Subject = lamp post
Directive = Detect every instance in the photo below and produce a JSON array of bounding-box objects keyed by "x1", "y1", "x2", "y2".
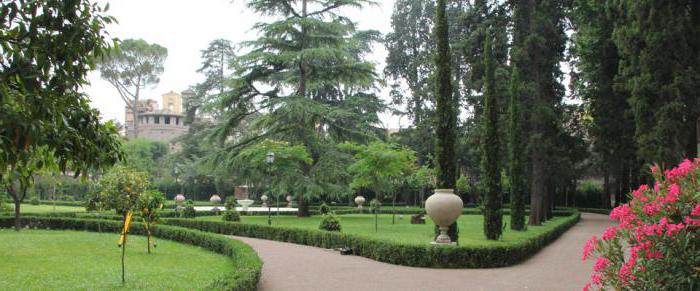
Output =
[{"x1": 266, "y1": 152, "x2": 275, "y2": 225}]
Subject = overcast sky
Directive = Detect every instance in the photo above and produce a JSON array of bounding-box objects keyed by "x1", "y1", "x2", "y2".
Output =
[{"x1": 85, "y1": 0, "x2": 404, "y2": 128}]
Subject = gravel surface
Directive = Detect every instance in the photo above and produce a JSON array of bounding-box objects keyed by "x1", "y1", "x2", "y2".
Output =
[{"x1": 232, "y1": 212, "x2": 613, "y2": 291}]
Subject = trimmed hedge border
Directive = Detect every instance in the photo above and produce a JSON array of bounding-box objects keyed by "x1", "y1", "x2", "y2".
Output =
[
  {"x1": 161, "y1": 210, "x2": 581, "y2": 268},
  {"x1": 0, "y1": 216, "x2": 262, "y2": 291}
]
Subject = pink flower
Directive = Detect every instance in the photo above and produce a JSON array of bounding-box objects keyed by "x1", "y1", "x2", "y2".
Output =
[
  {"x1": 666, "y1": 184, "x2": 681, "y2": 203},
  {"x1": 591, "y1": 273, "x2": 603, "y2": 285},
  {"x1": 593, "y1": 257, "x2": 610, "y2": 272},
  {"x1": 691, "y1": 204, "x2": 700, "y2": 216},
  {"x1": 601, "y1": 226, "x2": 617, "y2": 241},
  {"x1": 582, "y1": 236, "x2": 598, "y2": 261},
  {"x1": 610, "y1": 204, "x2": 635, "y2": 227},
  {"x1": 583, "y1": 282, "x2": 591, "y2": 291}
]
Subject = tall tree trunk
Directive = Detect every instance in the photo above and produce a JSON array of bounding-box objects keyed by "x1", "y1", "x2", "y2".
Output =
[
  {"x1": 603, "y1": 165, "x2": 610, "y2": 208},
  {"x1": 529, "y1": 146, "x2": 544, "y2": 225},
  {"x1": 132, "y1": 84, "x2": 141, "y2": 138},
  {"x1": 13, "y1": 196, "x2": 21, "y2": 231}
]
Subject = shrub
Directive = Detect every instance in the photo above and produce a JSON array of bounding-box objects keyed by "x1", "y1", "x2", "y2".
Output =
[
  {"x1": 30, "y1": 197, "x2": 40, "y2": 205},
  {"x1": 582, "y1": 159, "x2": 700, "y2": 291},
  {"x1": 319, "y1": 203, "x2": 331, "y2": 215},
  {"x1": 224, "y1": 196, "x2": 237, "y2": 210},
  {"x1": 319, "y1": 214, "x2": 341, "y2": 232},
  {"x1": 0, "y1": 216, "x2": 261, "y2": 290},
  {"x1": 161, "y1": 210, "x2": 581, "y2": 268},
  {"x1": 180, "y1": 200, "x2": 196, "y2": 218},
  {"x1": 223, "y1": 208, "x2": 241, "y2": 222}
]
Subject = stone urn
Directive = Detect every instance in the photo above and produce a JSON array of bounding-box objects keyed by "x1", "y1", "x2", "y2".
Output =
[
  {"x1": 425, "y1": 189, "x2": 463, "y2": 245},
  {"x1": 261, "y1": 194, "x2": 269, "y2": 208},
  {"x1": 286, "y1": 195, "x2": 293, "y2": 207},
  {"x1": 237, "y1": 199, "x2": 254, "y2": 211},
  {"x1": 354, "y1": 196, "x2": 366, "y2": 210},
  {"x1": 175, "y1": 194, "x2": 186, "y2": 209}
]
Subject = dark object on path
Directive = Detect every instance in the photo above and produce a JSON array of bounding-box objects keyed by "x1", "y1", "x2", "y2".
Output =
[
  {"x1": 339, "y1": 246, "x2": 353, "y2": 255},
  {"x1": 411, "y1": 214, "x2": 426, "y2": 224}
]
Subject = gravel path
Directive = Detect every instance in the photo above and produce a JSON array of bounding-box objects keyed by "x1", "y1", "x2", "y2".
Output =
[{"x1": 232, "y1": 213, "x2": 613, "y2": 291}]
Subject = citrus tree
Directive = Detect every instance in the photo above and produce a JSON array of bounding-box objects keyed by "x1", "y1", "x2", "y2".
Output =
[{"x1": 97, "y1": 166, "x2": 149, "y2": 283}]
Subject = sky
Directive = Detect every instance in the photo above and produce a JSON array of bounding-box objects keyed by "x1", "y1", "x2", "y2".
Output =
[{"x1": 85, "y1": 0, "x2": 404, "y2": 128}]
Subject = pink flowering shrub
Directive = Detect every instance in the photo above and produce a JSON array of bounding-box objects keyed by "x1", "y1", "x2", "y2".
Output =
[{"x1": 582, "y1": 159, "x2": 700, "y2": 290}]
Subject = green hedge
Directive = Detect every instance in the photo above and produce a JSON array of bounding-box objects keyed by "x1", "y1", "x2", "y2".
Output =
[
  {"x1": 0, "y1": 216, "x2": 262, "y2": 291},
  {"x1": 161, "y1": 210, "x2": 581, "y2": 268}
]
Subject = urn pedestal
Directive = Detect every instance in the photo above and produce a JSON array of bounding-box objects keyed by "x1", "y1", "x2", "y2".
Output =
[{"x1": 425, "y1": 189, "x2": 463, "y2": 245}]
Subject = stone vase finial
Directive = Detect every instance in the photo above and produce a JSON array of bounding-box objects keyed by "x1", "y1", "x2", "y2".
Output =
[{"x1": 425, "y1": 189, "x2": 462, "y2": 245}]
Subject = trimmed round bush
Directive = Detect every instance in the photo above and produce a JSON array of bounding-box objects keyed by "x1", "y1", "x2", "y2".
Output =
[
  {"x1": 319, "y1": 214, "x2": 341, "y2": 232},
  {"x1": 180, "y1": 201, "x2": 196, "y2": 218},
  {"x1": 30, "y1": 197, "x2": 40, "y2": 205},
  {"x1": 319, "y1": 203, "x2": 331, "y2": 215},
  {"x1": 223, "y1": 209, "x2": 241, "y2": 222}
]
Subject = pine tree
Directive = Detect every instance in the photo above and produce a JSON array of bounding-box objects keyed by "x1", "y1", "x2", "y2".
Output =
[
  {"x1": 508, "y1": 65, "x2": 526, "y2": 231},
  {"x1": 214, "y1": 0, "x2": 382, "y2": 217},
  {"x1": 481, "y1": 36, "x2": 502, "y2": 240}
]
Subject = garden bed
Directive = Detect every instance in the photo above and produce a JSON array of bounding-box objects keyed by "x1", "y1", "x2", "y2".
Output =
[
  {"x1": 0, "y1": 216, "x2": 262, "y2": 290},
  {"x1": 162, "y1": 210, "x2": 581, "y2": 268}
]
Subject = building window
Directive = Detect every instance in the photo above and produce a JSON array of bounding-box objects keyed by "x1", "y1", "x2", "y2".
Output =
[
  {"x1": 154, "y1": 116, "x2": 160, "y2": 124},
  {"x1": 165, "y1": 116, "x2": 171, "y2": 125},
  {"x1": 175, "y1": 117, "x2": 179, "y2": 125}
]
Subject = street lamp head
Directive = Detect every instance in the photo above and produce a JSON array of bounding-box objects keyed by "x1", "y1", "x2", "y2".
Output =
[{"x1": 266, "y1": 152, "x2": 275, "y2": 164}]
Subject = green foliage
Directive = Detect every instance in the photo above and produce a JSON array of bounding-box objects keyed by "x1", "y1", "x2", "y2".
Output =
[
  {"x1": 30, "y1": 197, "x2": 39, "y2": 206},
  {"x1": 611, "y1": 1, "x2": 700, "y2": 165},
  {"x1": 0, "y1": 216, "x2": 261, "y2": 291},
  {"x1": 96, "y1": 166, "x2": 149, "y2": 215},
  {"x1": 160, "y1": 211, "x2": 582, "y2": 268},
  {"x1": 319, "y1": 203, "x2": 331, "y2": 215},
  {"x1": 344, "y1": 142, "x2": 417, "y2": 198},
  {"x1": 222, "y1": 209, "x2": 241, "y2": 222},
  {"x1": 480, "y1": 36, "x2": 503, "y2": 240},
  {"x1": 212, "y1": 0, "x2": 384, "y2": 216},
  {"x1": 432, "y1": 0, "x2": 457, "y2": 189},
  {"x1": 0, "y1": 0, "x2": 123, "y2": 230},
  {"x1": 225, "y1": 196, "x2": 237, "y2": 210},
  {"x1": 222, "y1": 196, "x2": 241, "y2": 222},
  {"x1": 228, "y1": 140, "x2": 311, "y2": 197},
  {"x1": 455, "y1": 176, "x2": 470, "y2": 197},
  {"x1": 319, "y1": 214, "x2": 342, "y2": 232},
  {"x1": 120, "y1": 139, "x2": 169, "y2": 178},
  {"x1": 137, "y1": 190, "x2": 165, "y2": 223},
  {"x1": 508, "y1": 67, "x2": 526, "y2": 231},
  {"x1": 98, "y1": 38, "x2": 168, "y2": 138},
  {"x1": 180, "y1": 200, "x2": 196, "y2": 218}
]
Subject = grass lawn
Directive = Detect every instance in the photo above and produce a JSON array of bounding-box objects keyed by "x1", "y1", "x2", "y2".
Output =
[
  {"x1": 0, "y1": 229, "x2": 234, "y2": 290},
  {"x1": 15, "y1": 203, "x2": 85, "y2": 213},
  {"x1": 197, "y1": 213, "x2": 570, "y2": 246}
]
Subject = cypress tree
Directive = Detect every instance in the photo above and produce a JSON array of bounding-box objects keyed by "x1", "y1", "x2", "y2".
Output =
[
  {"x1": 432, "y1": 0, "x2": 458, "y2": 242},
  {"x1": 481, "y1": 36, "x2": 502, "y2": 240},
  {"x1": 433, "y1": 0, "x2": 456, "y2": 190},
  {"x1": 508, "y1": 65, "x2": 526, "y2": 231}
]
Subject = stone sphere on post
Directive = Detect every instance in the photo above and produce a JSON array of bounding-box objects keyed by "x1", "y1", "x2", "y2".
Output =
[
  {"x1": 261, "y1": 194, "x2": 269, "y2": 207},
  {"x1": 425, "y1": 189, "x2": 463, "y2": 245},
  {"x1": 209, "y1": 194, "x2": 222, "y2": 205},
  {"x1": 354, "y1": 196, "x2": 366, "y2": 209},
  {"x1": 175, "y1": 194, "x2": 186, "y2": 208},
  {"x1": 286, "y1": 195, "x2": 293, "y2": 207}
]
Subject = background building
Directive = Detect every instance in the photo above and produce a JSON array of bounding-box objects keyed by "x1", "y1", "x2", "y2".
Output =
[{"x1": 125, "y1": 90, "x2": 189, "y2": 142}]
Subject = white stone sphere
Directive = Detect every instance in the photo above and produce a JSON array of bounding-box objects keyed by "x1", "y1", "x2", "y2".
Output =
[
  {"x1": 354, "y1": 196, "x2": 366, "y2": 205},
  {"x1": 210, "y1": 195, "x2": 222, "y2": 204}
]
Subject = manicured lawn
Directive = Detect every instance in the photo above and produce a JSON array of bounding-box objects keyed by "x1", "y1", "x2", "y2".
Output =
[
  {"x1": 0, "y1": 229, "x2": 234, "y2": 290},
  {"x1": 0, "y1": 204, "x2": 87, "y2": 214},
  {"x1": 197, "y1": 213, "x2": 570, "y2": 246},
  {"x1": 16, "y1": 204, "x2": 85, "y2": 213}
]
